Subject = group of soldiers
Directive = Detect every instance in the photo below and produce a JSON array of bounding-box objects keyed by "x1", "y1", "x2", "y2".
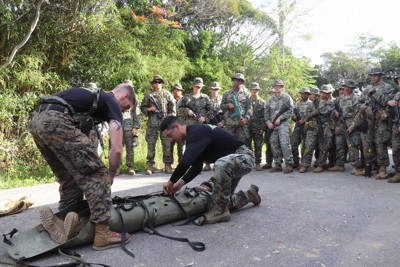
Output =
[{"x1": 118, "y1": 69, "x2": 400, "y2": 183}]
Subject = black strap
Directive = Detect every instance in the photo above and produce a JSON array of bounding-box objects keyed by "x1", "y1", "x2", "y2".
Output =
[
  {"x1": 169, "y1": 196, "x2": 202, "y2": 226},
  {"x1": 115, "y1": 206, "x2": 136, "y2": 259},
  {"x1": 3, "y1": 228, "x2": 18, "y2": 245},
  {"x1": 139, "y1": 200, "x2": 205, "y2": 251}
]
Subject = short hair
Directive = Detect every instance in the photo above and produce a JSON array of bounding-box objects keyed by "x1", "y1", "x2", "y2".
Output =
[
  {"x1": 160, "y1": 116, "x2": 183, "y2": 132},
  {"x1": 114, "y1": 83, "x2": 136, "y2": 105}
]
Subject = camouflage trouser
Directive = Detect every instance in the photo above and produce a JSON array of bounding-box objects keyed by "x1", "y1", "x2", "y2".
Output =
[
  {"x1": 264, "y1": 132, "x2": 273, "y2": 164},
  {"x1": 123, "y1": 129, "x2": 135, "y2": 168},
  {"x1": 270, "y1": 123, "x2": 294, "y2": 166},
  {"x1": 224, "y1": 124, "x2": 249, "y2": 146},
  {"x1": 171, "y1": 140, "x2": 185, "y2": 163},
  {"x1": 290, "y1": 126, "x2": 305, "y2": 164},
  {"x1": 301, "y1": 126, "x2": 332, "y2": 167},
  {"x1": 146, "y1": 126, "x2": 172, "y2": 166},
  {"x1": 248, "y1": 127, "x2": 264, "y2": 164},
  {"x1": 342, "y1": 130, "x2": 361, "y2": 167},
  {"x1": 333, "y1": 127, "x2": 346, "y2": 166},
  {"x1": 360, "y1": 120, "x2": 390, "y2": 167},
  {"x1": 392, "y1": 125, "x2": 400, "y2": 172},
  {"x1": 29, "y1": 110, "x2": 111, "y2": 223},
  {"x1": 210, "y1": 145, "x2": 255, "y2": 211}
]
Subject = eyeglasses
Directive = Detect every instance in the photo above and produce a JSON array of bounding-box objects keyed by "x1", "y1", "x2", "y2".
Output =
[{"x1": 153, "y1": 81, "x2": 163, "y2": 84}]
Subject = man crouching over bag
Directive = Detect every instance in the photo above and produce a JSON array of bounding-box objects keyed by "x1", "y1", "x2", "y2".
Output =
[{"x1": 160, "y1": 115, "x2": 261, "y2": 225}]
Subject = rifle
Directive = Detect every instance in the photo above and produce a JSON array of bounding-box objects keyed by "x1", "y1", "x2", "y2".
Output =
[
  {"x1": 335, "y1": 102, "x2": 350, "y2": 138},
  {"x1": 184, "y1": 99, "x2": 202, "y2": 122},
  {"x1": 313, "y1": 98, "x2": 324, "y2": 144},
  {"x1": 293, "y1": 107, "x2": 305, "y2": 141},
  {"x1": 265, "y1": 104, "x2": 290, "y2": 141},
  {"x1": 148, "y1": 95, "x2": 164, "y2": 119},
  {"x1": 231, "y1": 95, "x2": 249, "y2": 138},
  {"x1": 365, "y1": 97, "x2": 377, "y2": 177},
  {"x1": 210, "y1": 110, "x2": 223, "y2": 125}
]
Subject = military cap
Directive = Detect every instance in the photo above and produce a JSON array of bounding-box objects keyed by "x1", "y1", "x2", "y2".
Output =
[
  {"x1": 269, "y1": 87, "x2": 276, "y2": 93},
  {"x1": 344, "y1": 79, "x2": 357, "y2": 88},
  {"x1": 87, "y1": 82, "x2": 98, "y2": 89},
  {"x1": 368, "y1": 68, "x2": 385, "y2": 75},
  {"x1": 299, "y1": 88, "x2": 311, "y2": 94},
  {"x1": 250, "y1": 82, "x2": 261, "y2": 90},
  {"x1": 150, "y1": 75, "x2": 165, "y2": 84},
  {"x1": 320, "y1": 84, "x2": 332, "y2": 93},
  {"x1": 191, "y1": 77, "x2": 204, "y2": 87},
  {"x1": 172, "y1": 83, "x2": 184, "y2": 91},
  {"x1": 274, "y1": 79, "x2": 285, "y2": 86},
  {"x1": 337, "y1": 81, "x2": 345, "y2": 90},
  {"x1": 310, "y1": 87, "x2": 320, "y2": 95},
  {"x1": 232, "y1": 73, "x2": 245, "y2": 82},
  {"x1": 210, "y1": 81, "x2": 221, "y2": 90}
]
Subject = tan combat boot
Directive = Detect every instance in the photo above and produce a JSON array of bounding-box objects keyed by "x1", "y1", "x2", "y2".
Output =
[
  {"x1": 203, "y1": 163, "x2": 211, "y2": 171},
  {"x1": 195, "y1": 207, "x2": 230, "y2": 225},
  {"x1": 93, "y1": 222, "x2": 132, "y2": 251},
  {"x1": 246, "y1": 184, "x2": 261, "y2": 205},
  {"x1": 283, "y1": 165, "x2": 293, "y2": 174},
  {"x1": 355, "y1": 169, "x2": 365, "y2": 176},
  {"x1": 64, "y1": 212, "x2": 81, "y2": 241},
  {"x1": 351, "y1": 166, "x2": 358, "y2": 175},
  {"x1": 262, "y1": 163, "x2": 273, "y2": 169},
  {"x1": 269, "y1": 164, "x2": 282, "y2": 173},
  {"x1": 328, "y1": 165, "x2": 345, "y2": 172},
  {"x1": 299, "y1": 166, "x2": 307, "y2": 173},
  {"x1": 164, "y1": 164, "x2": 173, "y2": 174},
  {"x1": 255, "y1": 164, "x2": 262, "y2": 171},
  {"x1": 145, "y1": 165, "x2": 154, "y2": 175},
  {"x1": 388, "y1": 172, "x2": 400, "y2": 183},
  {"x1": 128, "y1": 168, "x2": 135, "y2": 175},
  {"x1": 375, "y1": 165, "x2": 388, "y2": 180},
  {"x1": 314, "y1": 166, "x2": 323, "y2": 173}
]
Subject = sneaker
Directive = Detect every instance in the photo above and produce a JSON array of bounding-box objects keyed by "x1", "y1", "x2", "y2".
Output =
[
  {"x1": 195, "y1": 209, "x2": 230, "y2": 225},
  {"x1": 39, "y1": 207, "x2": 66, "y2": 244},
  {"x1": 93, "y1": 223, "x2": 132, "y2": 251},
  {"x1": 247, "y1": 184, "x2": 261, "y2": 205}
]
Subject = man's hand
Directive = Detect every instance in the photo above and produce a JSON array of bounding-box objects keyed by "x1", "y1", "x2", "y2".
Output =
[
  {"x1": 148, "y1": 106, "x2": 157, "y2": 112},
  {"x1": 291, "y1": 115, "x2": 297, "y2": 121},
  {"x1": 163, "y1": 180, "x2": 174, "y2": 195},
  {"x1": 188, "y1": 109, "x2": 196, "y2": 117},
  {"x1": 274, "y1": 117, "x2": 281, "y2": 126},
  {"x1": 217, "y1": 122, "x2": 224, "y2": 128},
  {"x1": 228, "y1": 103, "x2": 235, "y2": 110},
  {"x1": 240, "y1": 117, "x2": 248, "y2": 125},
  {"x1": 196, "y1": 184, "x2": 211, "y2": 192},
  {"x1": 267, "y1": 122, "x2": 274, "y2": 130},
  {"x1": 198, "y1": 116, "x2": 206, "y2": 123},
  {"x1": 298, "y1": 119, "x2": 305, "y2": 125},
  {"x1": 388, "y1": 100, "x2": 398, "y2": 107},
  {"x1": 347, "y1": 128, "x2": 353, "y2": 135},
  {"x1": 172, "y1": 178, "x2": 186, "y2": 194},
  {"x1": 131, "y1": 128, "x2": 138, "y2": 136}
]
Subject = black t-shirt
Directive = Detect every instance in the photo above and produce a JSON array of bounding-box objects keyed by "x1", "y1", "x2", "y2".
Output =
[
  {"x1": 54, "y1": 87, "x2": 122, "y2": 123},
  {"x1": 170, "y1": 124, "x2": 243, "y2": 183}
]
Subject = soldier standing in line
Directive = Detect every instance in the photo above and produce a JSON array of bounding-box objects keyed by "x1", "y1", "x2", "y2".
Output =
[
  {"x1": 248, "y1": 82, "x2": 266, "y2": 171},
  {"x1": 171, "y1": 83, "x2": 185, "y2": 163},
  {"x1": 387, "y1": 83, "x2": 400, "y2": 183},
  {"x1": 326, "y1": 84, "x2": 337, "y2": 168},
  {"x1": 299, "y1": 85, "x2": 335, "y2": 173},
  {"x1": 330, "y1": 79, "x2": 361, "y2": 174},
  {"x1": 141, "y1": 75, "x2": 176, "y2": 175},
  {"x1": 262, "y1": 87, "x2": 276, "y2": 169},
  {"x1": 351, "y1": 68, "x2": 395, "y2": 179},
  {"x1": 220, "y1": 73, "x2": 253, "y2": 146},
  {"x1": 265, "y1": 79, "x2": 295, "y2": 174},
  {"x1": 290, "y1": 88, "x2": 312, "y2": 169}
]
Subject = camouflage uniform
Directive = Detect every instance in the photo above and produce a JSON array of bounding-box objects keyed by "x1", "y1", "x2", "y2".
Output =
[
  {"x1": 220, "y1": 85, "x2": 253, "y2": 143},
  {"x1": 265, "y1": 93, "x2": 294, "y2": 166},
  {"x1": 122, "y1": 105, "x2": 140, "y2": 169},
  {"x1": 209, "y1": 95, "x2": 223, "y2": 125},
  {"x1": 301, "y1": 98, "x2": 335, "y2": 168},
  {"x1": 171, "y1": 95, "x2": 184, "y2": 163},
  {"x1": 248, "y1": 96, "x2": 266, "y2": 164},
  {"x1": 390, "y1": 92, "x2": 400, "y2": 179},
  {"x1": 178, "y1": 93, "x2": 212, "y2": 126},
  {"x1": 141, "y1": 90, "x2": 176, "y2": 167},
  {"x1": 352, "y1": 81, "x2": 395, "y2": 171},
  {"x1": 29, "y1": 111, "x2": 111, "y2": 223},
  {"x1": 290, "y1": 97, "x2": 312, "y2": 165}
]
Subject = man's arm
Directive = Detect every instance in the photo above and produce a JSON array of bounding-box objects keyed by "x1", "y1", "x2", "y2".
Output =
[{"x1": 108, "y1": 119, "x2": 123, "y2": 185}]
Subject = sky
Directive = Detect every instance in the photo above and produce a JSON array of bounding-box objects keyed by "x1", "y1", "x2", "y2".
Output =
[{"x1": 251, "y1": 0, "x2": 400, "y2": 65}]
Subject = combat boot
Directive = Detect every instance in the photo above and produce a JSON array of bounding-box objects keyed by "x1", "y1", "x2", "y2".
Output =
[
  {"x1": 203, "y1": 163, "x2": 211, "y2": 171},
  {"x1": 262, "y1": 163, "x2": 272, "y2": 169},
  {"x1": 128, "y1": 168, "x2": 135, "y2": 175},
  {"x1": 328, "y1": 165, "x2": 345, "y2": 172},
  {"x1": 164, "y1": 164, "x2": 173, "y2": 174},
  {"x1": 388, "y1": 172, "x2": 400, "y2": 183},
  {"x1": 283, "y1": 165, "x2": 293, "y2": 174},
  {"x1": 145, "y1": 165, "x2": 154, "y2": 175},
  {"x1": 299, "y1": 166, "x2": 307, "y2": 173},
  {"x1": 40, "y1": 207, "x2": 79, "y2": 244},
  {"x1": 115, "y1": 168, "x2": 120, "y2": 176},
  {"x1": 63, "y1": 211, "x2": 81, "y2": 241},
  {"x1": 195, "y1": 208, "x2": 230, "y2": 225},
  {"x1": 355, "y1": 169, "x2": 365, "y2": 176},
  {"x1": 93, "y1": 222, "x2": 132, "y2": 251},
  {"x1": 314, "y1": 166, "x2": 323, "y2": 173},
  {"x1": 269, "y1": 164, "x2": 282, "y2": 173},
  {"x1": 246, "y1": 184, "x2": 261, "y2": 205},
  {"x1": 255, "y1": 164, "x2": 262, "y2": 171},
  {"x1": 375, "y1": 165, "x2": 388, "y2": 180},
  {"x1": 351, "y1": 166, "x2": 358, "y2": 175},
  {"x1": 292, "y1": 162, "x2": 299, "y2": 169}
]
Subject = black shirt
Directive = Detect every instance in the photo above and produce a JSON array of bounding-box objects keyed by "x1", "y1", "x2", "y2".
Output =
[
  {"x1": 170, "y1": 124, "x2": 243, "y2": 183},
  {"x1": 54, "y1": 87, "x2": 122, "y2": 123}
]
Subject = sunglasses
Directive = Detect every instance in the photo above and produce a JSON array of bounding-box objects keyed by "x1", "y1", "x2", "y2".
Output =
[{"x1": 153, "y1": 81, "x2": 163, "y2": 84}]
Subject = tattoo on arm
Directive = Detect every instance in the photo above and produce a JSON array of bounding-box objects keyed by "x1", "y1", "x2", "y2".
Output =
[{"x1": 110, "y1": 120, "x2": 122, "y2": 130}]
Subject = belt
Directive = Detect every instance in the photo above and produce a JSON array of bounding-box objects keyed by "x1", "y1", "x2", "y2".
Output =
[{"x1": 38, "y1": 103, "x2": 72, "y2": 116}]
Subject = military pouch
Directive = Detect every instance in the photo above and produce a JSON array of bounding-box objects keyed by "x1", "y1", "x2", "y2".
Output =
[
  {"x1": 73, "y1": 114, "x2": 94, "y2": 136},
  {"x1": 376, "y1": 109, "x2": 388, "y2": 121}
]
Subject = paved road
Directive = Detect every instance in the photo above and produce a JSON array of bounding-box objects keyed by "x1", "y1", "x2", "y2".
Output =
[{"x1": 1, "y1": 167, "x2": 400, "y2": 267}]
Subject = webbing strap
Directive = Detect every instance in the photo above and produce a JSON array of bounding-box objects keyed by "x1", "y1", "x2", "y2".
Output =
[
  {"x1": 138, "y1": 200, "x2": 205, "y2": 251},
  {"x1": 3, "y1": 228, "x2": 18, "y2": 245},
  {"x1": 115, "y1": 206, "x2": 136, "y2": 259},
  {"x1": 169, "y1": 196, "x2": 202, "y2": 226}
]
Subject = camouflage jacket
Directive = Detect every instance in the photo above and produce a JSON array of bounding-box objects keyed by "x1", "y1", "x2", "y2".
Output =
[
  {"x1": 122, "y1": 104, "x2": 140, "y2": 131},
  {"x1": 140, "y1": 89, "x2": 176, "y2": 127},
  {"x1": 336, "y1": 94, "x2": 359, "y2": 129},
  {"x1": 305, "y1": 98, "x2": 334, "y2": 126},
  {"x1": 392, "y1": 91, "x2": 400, "y2": 126},
  {"x1": 249, "y1": 96, "x2": 266, "y2": 131},
  {"x1": 178, "y1": 93, "x2": 212, "y2": 125},
  {"x1": 220, "y1": 86, "x2": 253, "y2": 126},
  {"x1": 264, "y1": 93, "x2": 294, "y2": 126},
  {"x1": 175, "y1": 96, "x2": 183, "y2": 115},
  {"x1": 209, "y1": 95, "x2": 224, "y2": 124},
  {"x1": 294, "y1": 99, "x2": 312, "y2": 124}
]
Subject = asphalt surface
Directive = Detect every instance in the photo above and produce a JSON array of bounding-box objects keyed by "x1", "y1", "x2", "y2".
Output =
[{"x1": 1, "y1": 165, "x2": 400, "y2": 267}]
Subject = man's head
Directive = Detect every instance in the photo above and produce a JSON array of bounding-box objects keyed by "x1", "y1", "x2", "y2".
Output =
[
  {"x1": 160, "y1": 116, "x2": 186, "y2": 142},
  {"x1": 112, "y1": 83, "x2": 136, "y2": 112},
  {"x1": 250, "y1": 82, "x2": 261, "y2": 97},
  {"x1": 319, "y1": 85, "x2": 331, "y2": 100},
  {"x1": 150, "y1": 75, "x2": 164, "y2": 90},
  {"x1": 368, "y1": 68, "x2": 384, "y2": 85},
  {"x1": 343, "y1": 79, "x2": 356, "y2": 96},
  {"x1": 210, "y1": 81, "x2": 221, "y2": 96},
  {"x1": 299, "y1": 88, "x2": 311, "y2": 101},
  {"x1": 232, "y1": 73, "x2": 245, "y2": 89},
  {"x1": 172, "y1": 83, "x2": 184, "y2": 98},
  {"x1": 268, "y1": 87, "x2": 275, "y2": 97},
  {"x1": 191, "y1": 77, "x2": 204, "y2": 92},
  {"x1": 309, "y1": 87, "x2": 319, "y2": 101},
  {"x1": 273, "y1": 79, "x2": 284, "y2": 95}
]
